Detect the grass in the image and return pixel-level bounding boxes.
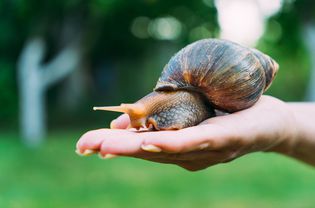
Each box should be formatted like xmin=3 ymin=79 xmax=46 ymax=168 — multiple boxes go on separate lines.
xmin=0 ymin=132 xmax=315 ymax=208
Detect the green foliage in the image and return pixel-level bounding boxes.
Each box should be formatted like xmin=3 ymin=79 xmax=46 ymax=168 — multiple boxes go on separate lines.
xmin=0 ymin=0 xmax=218 ymax=128
xmin=0 ymin=132 xmax=315 ymax=207
xmin=294 ymin=0 xmax=315 ymax=20
xmin=0 ymin=60 xmax=17 ymax=125
xmin=257 ymin=1 xmax=311 ymax=101
xmin=0 ymin=0 xmax=313 ymax=128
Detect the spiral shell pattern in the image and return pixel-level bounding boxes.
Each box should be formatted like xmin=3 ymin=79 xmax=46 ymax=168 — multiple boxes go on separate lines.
xmin=155 ymin=39 xmax=278 ymax=112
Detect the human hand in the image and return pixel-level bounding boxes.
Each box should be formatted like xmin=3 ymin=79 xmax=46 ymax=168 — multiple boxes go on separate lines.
xmin=76 ymin=95 xmax=297 ymax=171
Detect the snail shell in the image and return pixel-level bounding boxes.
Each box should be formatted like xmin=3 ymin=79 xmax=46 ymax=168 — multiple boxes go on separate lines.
xmin=94 ymin=39 xmax=279 ymax=130
xmin=155 ymin=39 xmax=278 ymax=112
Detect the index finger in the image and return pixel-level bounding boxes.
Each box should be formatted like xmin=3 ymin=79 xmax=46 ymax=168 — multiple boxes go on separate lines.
xmin=76 ymin=124 xmax=230 ymax=156
xmin=110 ymin=114 xmax=130 ymax=129
xmin=140 ymin=124 xmax=230 ymax=153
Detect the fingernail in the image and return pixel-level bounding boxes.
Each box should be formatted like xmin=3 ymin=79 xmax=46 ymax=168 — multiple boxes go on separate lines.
xmin=141 ymin=144 xmax=162 ymax=152
xmin=198 ymin=143 xmax=209 ymax=150
xmin=110 ymin=119 xmax=117 ymax=129
xmin=76 ymin=149 xmax=98 ymax=156
xmin=75 ymin=149 xmax=83 ymax=156
xmin=84 ymin=149 xmax=98 ymax=156
xmin=98 ymin=153 xmax=118 ymax=159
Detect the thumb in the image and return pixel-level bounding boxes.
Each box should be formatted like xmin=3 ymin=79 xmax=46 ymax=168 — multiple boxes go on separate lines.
xmin=110 ymin=114 xmax=130 ymax=129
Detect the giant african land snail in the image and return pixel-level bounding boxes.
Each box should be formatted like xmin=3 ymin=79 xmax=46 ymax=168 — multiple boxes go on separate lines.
xmin=94 ymin=39 xmax=278 ymax=130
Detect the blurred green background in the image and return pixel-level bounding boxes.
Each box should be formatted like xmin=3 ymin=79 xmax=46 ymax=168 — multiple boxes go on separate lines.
xmin=0 ymin=0 xmax=315 ymax=207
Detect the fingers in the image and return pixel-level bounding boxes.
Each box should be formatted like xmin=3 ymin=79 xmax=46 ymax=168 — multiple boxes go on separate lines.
xmin=77 ymin=123 xmax=236 ymax=157
xmin=110 ymin=114 xmax=130 ymax=129
xmin=76 ymin=129 xmax=107 ymax=153
xmin=140 ymin=124 xmax=231 ymax=153
xmin=77 ymin=123 xmax=240 ymax=167
xmin=99 ymin=131 xmax=143 ymax=156
xmin=76 ymin=126 xmax=240 ymax=172
xmin=77 ymin=114 xmax=131 ymax=155
xmin=76 ymin=129 xmax=144 ymax=156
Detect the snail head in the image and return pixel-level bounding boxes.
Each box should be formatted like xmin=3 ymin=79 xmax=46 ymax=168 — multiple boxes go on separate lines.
xmin=93 ymin=91 xmax=214 ymax=130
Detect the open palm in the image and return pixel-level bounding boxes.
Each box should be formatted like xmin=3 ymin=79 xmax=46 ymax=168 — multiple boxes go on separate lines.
xmin=76 ymin=96 xmax=296 ymax=171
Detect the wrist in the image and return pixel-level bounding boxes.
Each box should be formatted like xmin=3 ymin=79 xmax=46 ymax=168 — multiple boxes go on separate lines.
xmin=264 ymin=100 xmax=315 ymax=166
xmin=267 ymin=102 xmax=299 ymax=156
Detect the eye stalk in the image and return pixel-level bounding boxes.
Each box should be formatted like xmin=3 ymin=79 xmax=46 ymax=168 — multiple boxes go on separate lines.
xmin=93 ymin=103 xmax=148 ymax=129
xmin=93 ymin=103 xmax=145 ymax=115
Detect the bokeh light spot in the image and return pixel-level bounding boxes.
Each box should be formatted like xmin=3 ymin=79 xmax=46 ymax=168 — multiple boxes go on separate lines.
xmin=189 ymin=25 xmax=212 ymax=42
xmin=148 ymin=16 xmax=182 ymax=40
xmin=130 ymin=16 xmax=151 ymax=39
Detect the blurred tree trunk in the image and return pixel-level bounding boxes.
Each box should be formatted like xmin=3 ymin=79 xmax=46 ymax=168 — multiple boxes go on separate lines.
xmin=303 ymin=22 xmax=315 ymax=101
xmin=17 ymin=37 xmax=80 ymax=147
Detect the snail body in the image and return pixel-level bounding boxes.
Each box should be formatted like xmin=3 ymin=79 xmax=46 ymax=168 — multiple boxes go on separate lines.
xmin=94 ymin=39 xmax=279 ymax=130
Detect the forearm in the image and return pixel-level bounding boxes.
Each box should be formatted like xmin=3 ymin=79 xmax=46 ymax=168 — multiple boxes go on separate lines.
xmin=278 ymin=102 xmax=315 ymax=166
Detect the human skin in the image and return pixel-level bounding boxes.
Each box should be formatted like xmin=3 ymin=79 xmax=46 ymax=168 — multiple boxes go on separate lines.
xmin=76 ymin=95 xmax=315 ymax=171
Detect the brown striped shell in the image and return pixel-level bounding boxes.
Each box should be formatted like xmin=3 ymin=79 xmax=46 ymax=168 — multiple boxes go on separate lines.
xmin=154 ymin=39 xmax=279 ymax=113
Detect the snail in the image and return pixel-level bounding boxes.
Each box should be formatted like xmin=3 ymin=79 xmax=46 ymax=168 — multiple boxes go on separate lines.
xmin=94 ymin=39 xmax=279 ymax=130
